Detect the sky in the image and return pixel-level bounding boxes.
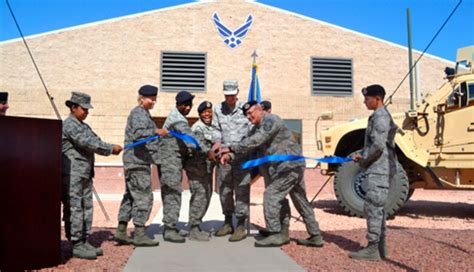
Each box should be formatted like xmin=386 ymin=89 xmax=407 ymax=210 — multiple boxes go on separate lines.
xmin=0 ymin=0 xmax=473 ymax=61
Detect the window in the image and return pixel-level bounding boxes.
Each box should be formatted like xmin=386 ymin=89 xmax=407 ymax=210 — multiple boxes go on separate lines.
xmin=160 ymin=51 xmax=207 ymax=92
xmin=468 ymin=82 xmax=474 ymax=101
xmin=311 ymin=57 xmax=353 ymax=96
xmin=283 ymin=119 xmax=302 ymax=145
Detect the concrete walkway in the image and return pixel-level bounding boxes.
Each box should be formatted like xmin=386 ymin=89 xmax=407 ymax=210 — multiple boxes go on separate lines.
xmin=125 ymin=191 xmax=304 ymax=272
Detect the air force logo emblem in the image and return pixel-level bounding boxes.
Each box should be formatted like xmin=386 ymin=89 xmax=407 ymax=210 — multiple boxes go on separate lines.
xmin=212 ymin=12 xmax=253 ymax=49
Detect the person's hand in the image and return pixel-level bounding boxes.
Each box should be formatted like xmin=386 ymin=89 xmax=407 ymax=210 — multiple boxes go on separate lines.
xmin=156 ymin=128 xmax=168 ymax=137
xmin=112 ymin=144 xmax=123 ymax=155
xmin=220 ymin=147 xmax=231 ymax=155
xmin=208 ymin=150 xmax=217 ymax=162
xmin=352 ymin=153 xmax=362 ymax=162
xmin=211 ymin=142 xmax=221 ymax=154
xmin=220 ymin=153 xmax=231 ymax=165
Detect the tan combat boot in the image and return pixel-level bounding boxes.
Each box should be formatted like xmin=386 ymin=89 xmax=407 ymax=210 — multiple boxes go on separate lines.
xmin=113 ymin=221 xmax=133 ymax=245
xmin=349 ymin=242 xmax=381 ymax=261
xmin=214 ymin=216 xmax=234 ymax=237
xmin=134 ymin=226 xmax=160 ymax=247
xmin=254 ymin=232 xmax=290 ymax=247
xmin=229 ymin=218 xmax=247 ymax=242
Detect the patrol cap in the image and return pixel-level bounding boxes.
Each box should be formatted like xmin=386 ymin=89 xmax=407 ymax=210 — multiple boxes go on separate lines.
xmin=242 ymin=100 xmax=259 ymax=115
xmin=0 ymin=92 xmax=8 ymax=103
xmin=65 ymin=91 xmax=93 ymax=109
xmin=223 ymin=80 xmax=238 ymax=95
xmin=175 ymin=90 xmax=195 ymax=105
xmin=361 ymin=84 xmax=385 ymax=98
xmin=260 ymin=100 xmax=271 ymax=111
xmin=138 ymin=85 xmax=158 ymax=96
xmin=198 ymin=101 xmax=212 ymax=114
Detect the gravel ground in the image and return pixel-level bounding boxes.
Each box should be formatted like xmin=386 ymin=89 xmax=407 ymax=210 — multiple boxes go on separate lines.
xmin=43 ymin=169 xmax=473 ymax=271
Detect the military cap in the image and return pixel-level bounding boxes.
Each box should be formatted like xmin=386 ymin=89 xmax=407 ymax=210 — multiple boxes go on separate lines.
xmin=138 ymin=85 xmax=158 ymax=96
xmin=65 ymin=91 xmax=93 ymax=109
xmin=198 ymin=101 xmax=213 ymax=114
xmin=223 ymin=80 xmax=238 ymax=95
xmin=175 ymin=90 xmax=195 ymax=105
xmin=260 ymin=100 xmax=271 ymax=111
xmin=0 ymin=92 xmax=8 ymax=103
xmin=242 ymin=100 xmax=259 ymax=115
xmin=361 ymin=84 xmax=385 ymax=98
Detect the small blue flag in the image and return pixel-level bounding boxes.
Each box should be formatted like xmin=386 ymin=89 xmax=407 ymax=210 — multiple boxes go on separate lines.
xmin=248 ymin=63 xmax=261 ymax=102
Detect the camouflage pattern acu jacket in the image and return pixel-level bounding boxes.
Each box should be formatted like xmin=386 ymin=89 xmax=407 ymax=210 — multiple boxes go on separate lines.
xmin=158 ymin=107 xmax=207 ymax=165
xmin=123 ymin=105 xmax=160 ymax=167
xmin=359 ymin=106 xmax=398 ymax=175
xmin=232 ymin=113 xmax=304 ymax=175
xmin=211 ymin=100 xmax=250 ymax=146
xmin=62 ymin=114 xmax=113 ymax=179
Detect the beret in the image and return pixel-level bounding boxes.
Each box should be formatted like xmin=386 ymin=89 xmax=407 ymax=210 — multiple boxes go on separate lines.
xmin=197 ymin=101 xmax=212 ymax=114
xmin=139 ymin=85 xmax=158 ymax=96
xmin=242 ymin=100 xmax=259 ymax=115
xmin=176 ymin=90 xmax=195 ymax=104
xmin=362 ymin=84 xmax=385 ymax=97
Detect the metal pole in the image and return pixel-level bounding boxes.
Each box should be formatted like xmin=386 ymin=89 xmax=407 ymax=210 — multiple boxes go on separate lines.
xmin=407 ymin=8 xmax=415 ymax=111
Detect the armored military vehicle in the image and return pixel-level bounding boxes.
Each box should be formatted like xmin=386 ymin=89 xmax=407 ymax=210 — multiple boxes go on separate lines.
xmin=317 ymin=46 xmax=474 ymax=217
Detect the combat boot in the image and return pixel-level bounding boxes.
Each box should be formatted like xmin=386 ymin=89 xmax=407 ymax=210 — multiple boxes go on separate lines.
xmin=214 ymin=216 xmax=234 ymax=237
xmin=379 ymin=235 xmax=388 ymax=258
xmin=258 ymin=221 xmax=289 ymax=238
xmin=254 ymin=232 xmax=290 ymax=247
xmin=83 ymin=239 xmax=103 ymax=256
xmin=349 ymin=242 xmax=381 ymax=261
xmin=113 ymin=221 xmax=132 ymax=245
xmin=296 ymin=234 xmax=325 ymax=247
xmin=281 ymin=221 xmax=290 ymax=241
xmin=72 ymin=240 xmax=97 ymax=260
xmin=229 ymin=218 xmax=247 ymax=242
xmin=163 ymin=226 xmax=186 ymax=243
xmin=189 ymin=225 xmax=210 ymax=242
xmin=133 ymin=226 xmax=159 ymax=247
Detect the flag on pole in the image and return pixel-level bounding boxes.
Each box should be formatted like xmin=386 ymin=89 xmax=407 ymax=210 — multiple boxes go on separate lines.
xmin=248 ymin=63 xmax=261 ymax=103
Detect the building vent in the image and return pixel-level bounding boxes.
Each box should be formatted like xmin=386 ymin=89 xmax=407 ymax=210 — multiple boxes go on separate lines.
xmin=311 ymin=57 xmax=353 ymax=96
xmin=160 ymin=51 xmax=207 ymax=92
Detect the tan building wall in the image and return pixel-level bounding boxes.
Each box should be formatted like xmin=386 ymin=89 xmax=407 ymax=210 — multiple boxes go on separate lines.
xmin=0 ymin=0 xmax=452 ymax=164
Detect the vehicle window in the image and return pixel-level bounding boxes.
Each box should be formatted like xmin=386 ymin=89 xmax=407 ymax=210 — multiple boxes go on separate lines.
xmin=468 ymin=82 xmax=474 ymax=101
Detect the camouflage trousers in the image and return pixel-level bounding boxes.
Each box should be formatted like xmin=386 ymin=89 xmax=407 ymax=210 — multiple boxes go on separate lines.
xmin=260 ymin=165 xmax=290 ymax=227
xmin=158 ymin=162 xmax=183 ymax=229
xmin=117 ymin=165 xmax=153 ymax=227
xmin=186 ymin=163 xmax=213 ymax=226
xmin=217 ymin=159 xmax=250 ymax=220
xmin=264 ymin=166 xmax=320 ymax=235
xmin=363 ymin=173 xmax=389 ymax=243
xmin=61 ymin=175 xmax=93 ymax=242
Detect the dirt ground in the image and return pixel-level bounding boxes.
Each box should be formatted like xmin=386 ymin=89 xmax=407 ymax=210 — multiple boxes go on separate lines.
xmin=42 ymin=169 xmax=473 ymax=271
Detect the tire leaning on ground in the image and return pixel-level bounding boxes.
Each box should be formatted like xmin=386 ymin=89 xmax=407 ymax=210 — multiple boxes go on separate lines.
xmin=333 ymin=155 xmax=410 ymax=218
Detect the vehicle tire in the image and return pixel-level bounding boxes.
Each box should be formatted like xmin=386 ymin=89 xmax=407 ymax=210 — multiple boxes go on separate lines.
xmin=405 ymin=189 xmax=415 ymax=203
xmin=334 ymin=156 xmax=410 ymax=218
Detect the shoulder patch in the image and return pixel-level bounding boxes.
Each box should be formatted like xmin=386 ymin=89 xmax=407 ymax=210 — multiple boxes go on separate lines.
xmin=263 ymin=118 xmax=274 ymax=132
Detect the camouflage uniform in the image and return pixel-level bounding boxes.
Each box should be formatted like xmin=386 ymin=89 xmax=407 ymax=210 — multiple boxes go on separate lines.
xmin=158 ymin=107 xmax=207 ymax=229
xmin=359 ymin=106 xmax=397 ymax=243
xmin=231 ymin=113 xmax=320 ymax=235
xmin=211 ymin=100 xmax=251 ymax=221
xmin=184 ymin=119 xmax=215 ymax=226
xmin=62 ymin=114 xmax=113 ymax=242
xmin=118 ymin=105 xmax=160 ymax=227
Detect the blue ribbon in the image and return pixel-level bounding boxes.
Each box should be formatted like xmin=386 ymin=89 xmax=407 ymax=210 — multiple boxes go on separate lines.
xmin=124 ymin=135 xmax=160 ymax=150
xmin=169 ymin=130 xmax=201 ymax=151
xmin=241 ymin=155 xmax=352 ymax=169
xmin=124 ymin=131 xmax=201 ymax=151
